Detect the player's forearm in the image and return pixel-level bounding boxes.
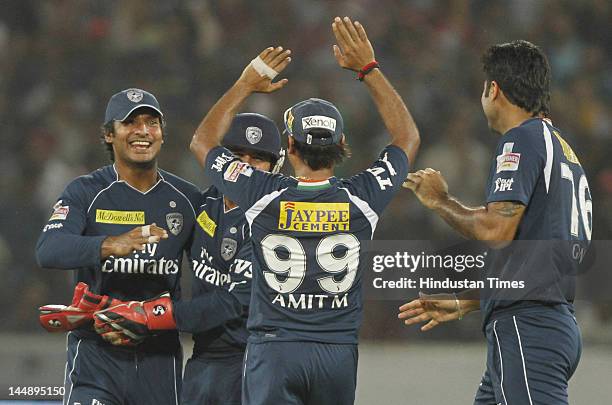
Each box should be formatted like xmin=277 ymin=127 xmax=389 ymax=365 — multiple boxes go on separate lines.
xmin=363 ymin=69 xmax=420 ymax=163
xmin=432 ymin=196 xmax=494 ymax=242
xmin=36 ymin=233 xmax=106 ymax=269
xmin=173 ymin=289 xmax=243 ymax=334
xmin=190 ymin=81 xmax=252 ymax=167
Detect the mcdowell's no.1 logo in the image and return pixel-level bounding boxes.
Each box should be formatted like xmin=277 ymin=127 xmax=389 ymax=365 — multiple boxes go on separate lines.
xmin=278 ymin=201 xmax=350 ymax=232
xmin=96 ymin=209 xmax=145 ymax=225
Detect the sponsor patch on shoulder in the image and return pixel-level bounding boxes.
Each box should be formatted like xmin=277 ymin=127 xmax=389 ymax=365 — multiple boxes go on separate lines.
xmin=223 ymin=161 xmax=253 ymax=182
xmin=49 ymin=200 xmax=69 ymax=221
xmin=496 ymin=142 xmax=521 ymax=173
xmin=197 ymin=210 xmax=217 ymax=237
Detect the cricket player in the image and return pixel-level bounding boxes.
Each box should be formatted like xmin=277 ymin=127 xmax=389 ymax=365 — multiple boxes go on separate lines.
xmin=189 ymin=17 xmax=420 ymax=405
xmin=181 ymin=112 xmax=284 ymax=405
xmin=36 ymin=88 xmax=200 ymax=405
xmin=399 ymin=40 xmax=591 ymax=405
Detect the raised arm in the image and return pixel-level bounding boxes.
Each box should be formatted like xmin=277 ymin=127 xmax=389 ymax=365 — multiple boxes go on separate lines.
xmin=331 ymin=16 xmax=420 ymax=164
xmin=190 ymin=47 xmax=292 ymax=167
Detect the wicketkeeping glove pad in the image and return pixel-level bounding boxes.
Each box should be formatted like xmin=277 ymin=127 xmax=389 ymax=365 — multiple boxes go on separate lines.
xmin=38 ymin=282 xmax=119 ymax=332
xmin=93 ymin=293 xmax=176 ymax=346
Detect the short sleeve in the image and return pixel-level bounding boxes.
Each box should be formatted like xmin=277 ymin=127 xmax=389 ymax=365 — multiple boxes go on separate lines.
xmin=486 ymin=128 xmax=545 ymax=205
xmin=205 ymin=146 xmax=285 ymax=209
xmin=341 ymin=145 xmax=410 ymax=215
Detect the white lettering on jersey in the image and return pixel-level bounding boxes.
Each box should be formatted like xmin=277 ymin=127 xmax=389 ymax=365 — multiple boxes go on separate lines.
xmin=494 ymin=178 xmax=514 ymax=192
xmin=271 ymin=293 xmax=349 ymax=309
xmin=496 ymin=142 xmax=521 ymax=173
xmin=43 ymin=222 xmax=63 ymax=232
xmin=380 ymin=152 xmax=397 ymax=176
xmin=211 ymin=153 xmax=235 ymax=173
xmin=366 ymin=166 xmax=393 ymax=190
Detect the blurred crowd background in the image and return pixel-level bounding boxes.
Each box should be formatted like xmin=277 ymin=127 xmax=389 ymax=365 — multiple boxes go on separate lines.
xmin=1 ymin=0 xmax=610 ymax=342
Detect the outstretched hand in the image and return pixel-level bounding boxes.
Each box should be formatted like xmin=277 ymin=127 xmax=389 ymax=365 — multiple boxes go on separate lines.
xmin=398 ymin=292 xmax=463 ymax=331
xmin=403 ymin=168 xmax=449 ymax=210
xmin=238 ymin=47 xmax=292 ymax=93
xmin=332 ymin=16 xmax=375 ymax=71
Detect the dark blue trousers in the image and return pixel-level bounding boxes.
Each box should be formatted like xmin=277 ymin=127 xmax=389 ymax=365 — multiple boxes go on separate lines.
xmin=474 ymin=305 xmax=581 ymax=405
xmin=181 ymin=352 xmax=244 ymax=405
xmin=63 ymin=332 xmax=182 ymax=405
xmin=242 ymin=341 xmax=358 ymax=405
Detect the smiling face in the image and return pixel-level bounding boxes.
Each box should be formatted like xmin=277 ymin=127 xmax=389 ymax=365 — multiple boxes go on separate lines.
xmin=104 ymin=108 xmax=163 ymax=168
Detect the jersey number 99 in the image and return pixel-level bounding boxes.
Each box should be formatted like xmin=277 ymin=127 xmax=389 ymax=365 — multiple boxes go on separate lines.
xmin=261 ymin=234 xmax=360 ymax=294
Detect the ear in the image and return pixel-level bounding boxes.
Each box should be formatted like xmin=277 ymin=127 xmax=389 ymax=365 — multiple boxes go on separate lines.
xmin=287 ymin=135 xmax=296 ymax=154
xmin=489 ymin=80 xmax=500 ymax=100
xmin=104 ymin=131 xmax=114 ymax=144
xmin=340 ymin=134 xmax=346 ymax=145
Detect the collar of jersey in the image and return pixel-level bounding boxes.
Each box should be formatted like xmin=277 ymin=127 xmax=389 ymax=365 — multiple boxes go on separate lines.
xmin=295 ymin=177 xmax=335 ymax=191
xmin=112 ymin=164 xmax=164 ymax=195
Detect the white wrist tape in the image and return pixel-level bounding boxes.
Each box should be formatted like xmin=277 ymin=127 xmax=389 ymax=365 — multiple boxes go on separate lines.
xmin=141 ymin=225 xmax=151 ymax=238
xmin=251 ymin=56 xmax=278 ymax=80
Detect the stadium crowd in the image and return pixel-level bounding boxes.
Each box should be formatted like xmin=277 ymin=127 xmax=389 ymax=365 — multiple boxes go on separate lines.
xmin=1 ymin=0 xmax=610 ymax=339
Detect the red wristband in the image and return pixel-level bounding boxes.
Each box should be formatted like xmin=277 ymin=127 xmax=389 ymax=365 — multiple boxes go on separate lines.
xmin=357 ymin=60 xmax=379 ymax=81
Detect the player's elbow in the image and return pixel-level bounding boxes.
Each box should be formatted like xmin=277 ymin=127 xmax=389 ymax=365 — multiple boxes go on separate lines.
xmin=480 ymin=225 xmax=516 ymax=249
xmin=393 ymin=130 xmax=420 ymax=163
xmin=35 ymin=238 xmax=56 ymax=269
xmin=190 ymin=136 xmax=216 ymax=167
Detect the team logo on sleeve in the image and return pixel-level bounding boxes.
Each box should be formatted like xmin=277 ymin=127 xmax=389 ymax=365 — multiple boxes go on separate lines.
xmin=221 ymin=238 xmax=238 ymax=260
xmin=96 ymin=209 xmax=145 ymax=224
xmin=49 ymin=200 xmax=69 ymax=221
xmin=278 ymin=201 xmax=350 ymax=232
xmin=494 ymin=178 xmax=514 ymax=192
xmin=223 ymin=161 xmax=253 ymax=182
xmin=166 ymin=212 xmax=184 ymax=235
xmin=496 ymin=142 xmax=521 ymax=173
xmin=246 ymin=126 xmax=263 ymax=144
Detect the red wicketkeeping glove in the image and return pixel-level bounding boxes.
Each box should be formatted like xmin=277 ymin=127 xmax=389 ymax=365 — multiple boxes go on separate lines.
xmin=38 ymin=282 xmax=120 ymax=332
xmin=93 ymin=293 xmax=176 ymax=346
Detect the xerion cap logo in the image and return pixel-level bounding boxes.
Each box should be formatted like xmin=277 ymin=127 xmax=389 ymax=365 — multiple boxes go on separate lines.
xmin=278 ymin=201 xmax=349 ymax=232
xmin=302 ymin=115 xmax=336 ymax=132
xmin=96 ymin=209 xmax=145 ymax=225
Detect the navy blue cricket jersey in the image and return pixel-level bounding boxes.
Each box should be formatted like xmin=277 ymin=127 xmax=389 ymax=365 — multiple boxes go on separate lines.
xmin=35 ymin=165 xmax=199 ymax=350
xmin=205 ymin=144 xmax=409 ymax=344
xmin=186 ymin=186 xmax=252 ymax=356
xmin=482 ymin=118 xmax=592 ymax=325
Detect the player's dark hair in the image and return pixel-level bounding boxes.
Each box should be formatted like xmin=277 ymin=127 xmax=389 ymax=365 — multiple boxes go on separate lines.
xmin=100 ymin=121 xmax=116 ymax=162
xmin=293 ymin=129 xmax=351 ymax=170
xmin=482 ymin=40 xmax=551 ymax=117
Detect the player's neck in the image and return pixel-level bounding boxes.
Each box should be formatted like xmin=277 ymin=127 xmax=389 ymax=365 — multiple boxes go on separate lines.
xmin=497 ymin=107 xmax=535 ymax=135
xmin=114 ymin=160 xmax=160 ymax=192
xmin=293 ymin=167 xmax=334 ymax=182
xmin=224 ymin=196 xmax=238 ymax=211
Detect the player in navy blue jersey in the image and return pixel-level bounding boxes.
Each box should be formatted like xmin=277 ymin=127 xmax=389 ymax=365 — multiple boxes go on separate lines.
xmin=181 ymin=113 xmax=284 ymax=405
xmin=35 ymin=88 xmax=201 ymax=405
xmin=399 ymin=40 xmax=592 ymax=405
xmin=189 ymin=17 xmax=420 ymax=405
